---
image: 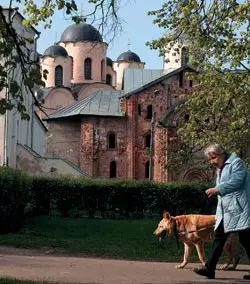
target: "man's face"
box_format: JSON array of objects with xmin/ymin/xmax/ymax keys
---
[{"xmin": 207, "ymin": 152, "xmax": 225, "ymax": 169}]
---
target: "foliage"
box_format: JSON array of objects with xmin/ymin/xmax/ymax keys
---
[
  {"xmin": 0, "ymin": 167, "xmax": 32, "ymax": 233},
  {"xmin": 30, "ymin": 176, "xmax": 216, "ymax": 218},
  {"xmin": 0, "ymin": 0, "xmax": 123, "ymax": 119},
  {"xmin": 148, "ymin": 0, "xmax": 250, "ymax": 162}
]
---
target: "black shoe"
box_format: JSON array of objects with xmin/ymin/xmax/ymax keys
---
[
  {"xmin": 193, "ymin": 267, "xmax": 215, "ymax": 279},
  {"xmin": 243, "ymin": 273, "xmax": 250, "ymax": 280}
]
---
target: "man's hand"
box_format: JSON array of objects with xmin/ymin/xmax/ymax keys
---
[{"xmin": 205, "ymin": 187, "xmax": 218, "ymax": 198}]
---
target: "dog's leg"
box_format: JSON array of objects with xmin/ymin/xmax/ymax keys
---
[
  {"xmin": 175, "ymin": 242, "xmax": 192, "ymax": 269},
  {"xmin": 194, "ymin": 242, "xmax": 206, "ymax": 266},
  {"xmin": 220, "ymin": 233, "xmax": 240, "ymax": 270}
]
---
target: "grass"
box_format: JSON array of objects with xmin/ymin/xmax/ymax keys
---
[{"xmin": 0, "ymin": 216, "xmax": 248, "ymax": 264}]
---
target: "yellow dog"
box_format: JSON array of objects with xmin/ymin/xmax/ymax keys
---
[{"xmin": 154, "ymin": 211, "xmax": 240, "ymax": 270}]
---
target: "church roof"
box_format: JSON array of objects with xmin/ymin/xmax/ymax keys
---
[
  {"xmin": 44, "ymin": 89, "xmax": 124, "ymax": 120},
  {"xmin": 43, "ymin": 45, "xmax": 68, "ymax": 57},
  {"xmin": 106, "ymin": 57, "xmax": 113, "ymax": 66},
  {"xmin": 122, "ymin": 68, "xmax": 176, "ymax": 95},
  {"xmin": 117, "ymin": 50, "xmax": 141, "ymax": 63},
  {"xmin": 60, "ymin": 23, "xmax": 103, "ymax": 42},
  {"xmin": 122, "ymin": 65, "xmax": 195, "ymax": 98}
]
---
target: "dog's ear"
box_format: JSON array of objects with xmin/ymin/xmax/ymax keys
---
[{"xmin": 163, "ymin": 210, "xmax": 171, "ymax": 219}]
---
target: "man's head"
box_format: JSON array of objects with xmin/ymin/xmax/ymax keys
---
[{"xmin": 204, "ymin": 144, "xmax": 227, "ymax": 168}]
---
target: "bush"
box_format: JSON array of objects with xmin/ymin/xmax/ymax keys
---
[{"xmin": 0, "ymin": 167, "xmax": 32, "ymax": 233}]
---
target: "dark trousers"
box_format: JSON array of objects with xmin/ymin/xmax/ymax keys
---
[{"xmin": 206, "ymin": 220, "xmax": 250, "ymax": 272}]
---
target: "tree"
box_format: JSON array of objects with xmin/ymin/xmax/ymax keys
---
[
  {"xmin": 0, "ymin": 0, "xmax": 123, "ymax": 119},
  {"xmin": 148, "ymin": 0, "xmax": 250, "ymax": 165}
]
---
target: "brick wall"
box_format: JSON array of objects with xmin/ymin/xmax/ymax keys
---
[{"xmin": 46, "ymin": 120, "xmax": 81, "ymax": 166}]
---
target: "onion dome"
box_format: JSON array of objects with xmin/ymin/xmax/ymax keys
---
[
  {"xmin": 60, "ymin": 23, "xmax": 103, "ymax": 42},
  {"xmin": 106, "ymin": 57, "xmax": 113, "ymax": 67},
  {"xmin": 43, "ymin": 45, "xmax": 68, "ymax": 57},
  {"xmin": 117, "ymin": 50, "xmax": 141, "ymax": 63}
]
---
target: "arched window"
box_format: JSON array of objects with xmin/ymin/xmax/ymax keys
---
[
  {"xmin": 106, "ymin": 74, "xmax": 112, "ymax": 85},
  {"xmin": 146, "ymin": 105, "xmax": 153, "ymax": 119},
  {"xmin": 110, "ymin": 161, "xmax": 116, "ymax": 178},
  {"xmin": 181, "ymin": 47, "xmax": 189, "ymax": 66},
  {"xmin": 55, "ymin": 65, "xmax": 63, "ymax": 86},
  {"xmin": 84, "ymin": 58, "xmax": 92, "ymax": 80},
  {"xmin": 145, "ymin": 161, "xmax": 150, "ymax": 179},
  {"xmin": 137, "ymin": 104, "xmax": 142, "ymax": 116},
  {"xmin": 108, "ymin": 132, "xmax": 116, "ymax": 149},
  {"xmin": 101, "ymin": 59, "xmax": 105, "ymax": 81},
  {"xmin": 145, "ymin": 134, "xmax": 151, "ymax": 148}
]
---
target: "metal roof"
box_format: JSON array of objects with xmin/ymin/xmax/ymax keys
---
[
  {"xmin": 123, "ymin": 68, "xmax": 180, "ymax": 95},
  {"xmin": 44, "ymin": 89, "xmax": 125, "ymax": 120},
  {"xmin": 123, "ymin": 65, "xmax": 196, "ymax": 97}
]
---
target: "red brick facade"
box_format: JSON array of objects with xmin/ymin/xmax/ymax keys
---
[{"xmin": 46, "ymin": 71, "xmax": 196, "ymax": 182}]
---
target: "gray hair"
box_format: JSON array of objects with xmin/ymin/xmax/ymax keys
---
[{"xmin": 204, "ymin": 144, "xmax": 227, "ymax": 156}]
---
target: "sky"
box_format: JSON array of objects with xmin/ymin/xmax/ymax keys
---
[{"xmin": 2, "ymin": 0, "xmax": 166, "ymax": 69}]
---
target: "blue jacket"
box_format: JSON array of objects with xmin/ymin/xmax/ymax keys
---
[{"xmin": 215, "ymin": 152, "xmax": 250, "ymax": 233}]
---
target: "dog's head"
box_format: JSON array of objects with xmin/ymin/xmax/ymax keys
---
[{"xmin": 153, "ymin": 210, "xmax": 176, "ymax": 241}]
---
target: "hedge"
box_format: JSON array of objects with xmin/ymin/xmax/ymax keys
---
[{"xmin": 0, "ymin": 167, "xmax": 217, "ymax": 233}]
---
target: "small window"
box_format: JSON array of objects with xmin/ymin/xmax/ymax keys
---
[
  {"xmin": 146, "ymin": 105, "xmax": 153, "ymax": 119},
  {"xmin": 106, "ymin": 74, "xmax": 112, "ymax": 85},
  {"xmin": 184, "ymin": 114, "xmax": 189, "ymax": 122},
  {"xmin": 55, "ymin": 65, "xmax": 63, "ymax": 86},
  {"xmin": 108, "ymin": 132, "xmax": 116, "ymax": 149},
  {"xmin": 145, "ymin": 134, "xmax": 151, "ymax": 148},
  {"xmin": 179, "ymin": 72, "xmax": 183, "ymax": 88},
  {"xmin": 101, "ymin": 59, "xmax": 105, "ymax": 81},
  {"xmin": 145, "ymin": 161, "xmax": 150, "ymax": 179},
  {"xmin": 138, "ymin": 104, "xmax": 142, "ymax": 116},
  {"xmin": 181, "ymin": 47, "xmax": 189, "ymax": 66},
  {"xmin": 84, "ymin": 58, "xmax": 92, "ymax": 80},
  {"xmin": 110, "ymin": 161, "xmax": 116, "ymax": 178},
  {"xmin": 189, "ymin": 80, "xmax": 193, "ymax": 87}
]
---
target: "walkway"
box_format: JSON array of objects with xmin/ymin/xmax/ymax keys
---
[{"xmin": 0, "ymin": 248, "xmax": 249, "ymax": 283}]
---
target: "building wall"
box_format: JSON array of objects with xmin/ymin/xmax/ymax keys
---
[
  {"xmin": 46, "ymin": 120, "xmax": 81, "ymax": 166},
  {"xmin": 0, "ymin": 9, "xmax": 46, "ymax": 169},
  {"xmin": 77, "ymin": 83, "xmax": 113, "ymax": 101},
  {"xmin": 36, "ymin": 88, "xmax": 74, "ymax": 119},
  {"xmin": 59, "ymin": 41, "xmax": 107, "ymax": 84},
  {"xmin": 124, "ymin": 72, "xmax": 192, "ymax": 182},
  {"xmin": 79, "ymin": 116, "xmax": 127, "ymax": 178},
  {"xmin": 113, "ymin": 61, "xmax": 145, "ymax": 90},
  {"xmin": 40, "ymin": 56, "xmax": 72, "ymax": 88},
  {"xmin": 16, "ymin": 144, "xmax": 83, "ymax": 176}
]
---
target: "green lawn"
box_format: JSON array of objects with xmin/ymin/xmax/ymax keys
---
[{"xmin": 0, "ymin": 216, "xmax": 247, "ymax": 264}]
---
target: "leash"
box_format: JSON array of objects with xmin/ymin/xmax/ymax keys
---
[
  {"xmin": 173, "ymin": 220, "xmax": 215, "ymax": 248},
  {"xmin": 177, "ymin": 225, "xmax": 215, "ymax": 236}
]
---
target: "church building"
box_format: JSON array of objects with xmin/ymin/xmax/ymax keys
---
[{"xmin": 37, "ymin": 22, "xmax": 205, "ymax": 182}]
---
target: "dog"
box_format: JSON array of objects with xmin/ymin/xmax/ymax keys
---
[{"xmin": 153, "ymin": 210, "xmax": 240, "ymax": 270}]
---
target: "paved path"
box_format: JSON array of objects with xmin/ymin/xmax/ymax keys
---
[{"xmin": 0, "ymin": 251, "xmax": 249, "ymax": 284}]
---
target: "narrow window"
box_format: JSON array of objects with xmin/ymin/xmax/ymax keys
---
[
  {"xmin": 145, "ymin": 134, "xmax": 151, "ymax": 148},
  {"xmin": 110, "ymin": 161, "xmax": 117, "ymax": 178},
  {"xmin": 55, "ymin": 65, "xmax": 63, "ymax": 86},
  {"xmin": 181, "ymin": 47, "xmax": 189, "ymax": 66},
  {"xmin": 101, "ymin": 59, "xmax": 105, "ymax": 81},
  {"xmin": 138, "ymin": 104, "xmax": 141, "ymax": 116},
  {"xmin": 84, "ymin": 58, "xmax": 92, "ymax": 80},
  {"xmin": 179, "ymin": 71, "xmax": 183, "ymax": 88},
  {"xmin": 146, "ymin": 105, "xmax": 153, "ymax": 119},
  {"xmin": 106, "ymin": 74, "xmax": 112, "ymax": 85},
  {"xmin": 108, "ymin": 132, "xmax": 116, "ymax": 149},
  {"xmin": 189, "ymin": 80, "xmax": 193, "ymax": 87},
  {"xmin": 145, "ymin": 161, "xmax": 150, "ymax": 179}
]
